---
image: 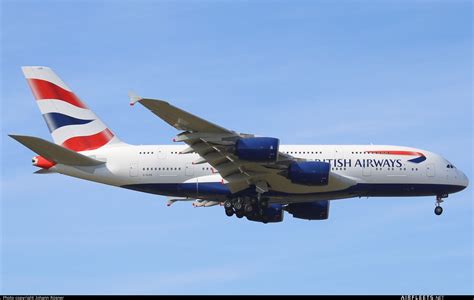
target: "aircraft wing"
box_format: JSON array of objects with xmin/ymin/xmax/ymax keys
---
[
  {"xmin": 134, "ymin": 96, "xmax": 355, "ymax": 194},
  {"xmin": 137, "ymin": 98, "xmax": 231, "ymax": 134}
]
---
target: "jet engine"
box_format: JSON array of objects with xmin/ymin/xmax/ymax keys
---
[
  {"xmin": 288, "ymin": 161, "xmax": 330, "ymax": 185},
  {"xmin": 285, "ymin": 201, "xmax": 330, "ymax": 220},
  {"xmin": 235, "ymin": 137, "xmax": 279, "ymax": 162}
]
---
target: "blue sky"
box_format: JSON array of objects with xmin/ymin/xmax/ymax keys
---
[{"xmin": 1, "ymin": 0, "xmax": 472, "ymax": 295}]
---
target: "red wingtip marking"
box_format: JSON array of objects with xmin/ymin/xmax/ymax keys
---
[{"xmin": 27, "ymin": 79, "xmax": 87, "ymax": 109}]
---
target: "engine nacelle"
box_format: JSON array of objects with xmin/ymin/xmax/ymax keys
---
[
  {"xmin": 246, "ymin": 204, "xmax": 284, "ymax": 223},
  {"xmin": 288, "ymin": 161, "xmax": 330, "ymax": 185},
  {"xmin": 285, "ymin": 201, "xmax": 330, "ymax": 220},
  {"xmin": 235, "ymin": 137, "xmax": 279, "ymax": 162}
]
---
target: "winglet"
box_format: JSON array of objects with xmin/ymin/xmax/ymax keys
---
[{"xmin": 128, "ymin": 91, "xmax": 142, "ymax": 106}]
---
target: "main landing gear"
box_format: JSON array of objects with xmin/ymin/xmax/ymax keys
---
[
  {"xmin": 224, "ymin": 196, "xmax": 267, "ymax": 221},
  {"xmin": 434, "ymin": 194, "xmax": 447, "ymax": 216}
]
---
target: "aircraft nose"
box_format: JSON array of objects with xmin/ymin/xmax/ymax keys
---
[{"xmin": 460, "ymin": 171, "xmax": 469, "ymax": 188}]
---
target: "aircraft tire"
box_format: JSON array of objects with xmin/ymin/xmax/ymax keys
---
[
  {"xmin": 235, "ymin": 210, "xmax": 244, "ymax": 218},
  {"xmin": 224, "ymin": 200, "xmax": 233, "ymax": 209},
  {"xmin": 244, "ymin": 204, "xmax": 254, "ymax": 214},
  {"xmin": 234, "ymin": 201, "xmax": 243, "ymax": 211}
]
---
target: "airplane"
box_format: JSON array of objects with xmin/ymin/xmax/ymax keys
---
[{"xmin": 9, "ymin": 66, "xmax": 469, "ymax": 223}]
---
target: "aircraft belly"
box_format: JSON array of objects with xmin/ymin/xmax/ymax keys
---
[{"xmin": 265, "ymin": 172, "xmax": 357, "ymax": 194}]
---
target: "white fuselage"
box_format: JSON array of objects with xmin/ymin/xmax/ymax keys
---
[
  {"xmin": 17, "ymin": 66, "xmax": 469, "ymax": 220},
  {"xmin": 47, "ymin": 144, "xmax": 469, "ymax": 204}
]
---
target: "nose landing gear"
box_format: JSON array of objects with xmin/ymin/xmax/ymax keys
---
[{"xmin": 434, "ymin": 194, "xmax": 447, "ymax": 216}]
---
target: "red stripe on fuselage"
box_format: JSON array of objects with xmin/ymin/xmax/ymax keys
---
[
  {"xmin": 27, "ymin": 78, "xmax": 88, "ymax": 109},
  {"xmin": 367, "ymin": 150, "xmax": 424, "ymax": 157},
  {"xmin": 62, "ymin": 128, "xmax": 114, "ymax": 152}
]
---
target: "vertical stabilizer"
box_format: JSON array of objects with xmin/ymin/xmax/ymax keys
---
[{"xmin": 21, "ymin": 66, "xmax": 122, "ymax": 152}]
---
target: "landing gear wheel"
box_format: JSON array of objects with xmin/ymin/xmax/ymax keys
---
[
  {"xmin": 234, "ymin": 200, "xmax": 243, "ymax": 211},
  {"xmin": 224, "ymin": 200, "xmax": 233, "ymax": 210},
  {"xmin": 235, "ymin": 210, "xmax": 244, "ymax": 218},
  {"xmin": 260, "ymin": 199, "xmax": 268, "ymax": 209},
  {"xmin": 435, "ymin": 195, "xmax": 445, "ymax": 216},
  {"xmin": 225, "ymin": 208, "xmax": 234, "ymax": 217},
  {"xmin": 244, "ymin": 204, "xmax": 254, "ymax": 214}
]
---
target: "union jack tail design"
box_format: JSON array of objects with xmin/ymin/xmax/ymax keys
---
[{"xmin": 22, "ymin": 66, "xmax": 122, "ymax": 152}]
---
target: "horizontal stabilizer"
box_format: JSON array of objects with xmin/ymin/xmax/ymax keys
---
[{"xmin": 9, "ymin": 134, "xmax": 104, "ymax": 166}]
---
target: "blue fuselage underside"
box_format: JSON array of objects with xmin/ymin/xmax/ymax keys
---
[{"xmin": 121, "ymin": 182, "xmax": 465, "ymax": 200}]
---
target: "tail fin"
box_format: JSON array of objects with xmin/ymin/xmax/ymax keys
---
[{"xmin": 21, "ymin": 66, "xmax": 122, "ymax": 152}]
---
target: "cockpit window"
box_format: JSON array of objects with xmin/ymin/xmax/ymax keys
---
[{"xmin": 445, "ymin": 160, "xmax": 456, "ymax": 169}]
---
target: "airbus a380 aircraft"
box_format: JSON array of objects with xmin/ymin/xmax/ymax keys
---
[{"xmin": 10, "ymin": 66, "xmax": 469, "ymax": 223}]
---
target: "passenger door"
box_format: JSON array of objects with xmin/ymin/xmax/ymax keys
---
[
  {"xmin": 426, "ymin": 163, "xmax": 435, "ymax": 177},
  {"xmin": 129, "ymin": 162, "xmax": 138, "ymax": 177},
  {"xmin": 185, "ymin": 163, "xmax": 194, "ymax": 176}
]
